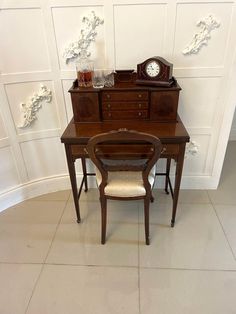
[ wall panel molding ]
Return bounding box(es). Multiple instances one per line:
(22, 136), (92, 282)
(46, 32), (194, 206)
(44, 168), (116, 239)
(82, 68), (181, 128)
(1, 71), (54, 84)
(17, 129), (61, 142)
(0, 138), (10, 149)
(0, 0), (41, 9)
(0, 84), (29, 183)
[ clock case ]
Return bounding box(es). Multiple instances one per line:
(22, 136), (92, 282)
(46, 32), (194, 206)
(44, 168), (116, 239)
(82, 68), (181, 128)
(136, 56), (174, 87)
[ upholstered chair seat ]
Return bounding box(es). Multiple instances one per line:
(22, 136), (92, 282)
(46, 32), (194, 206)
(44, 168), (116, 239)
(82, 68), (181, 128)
(95, 165), (156, 197)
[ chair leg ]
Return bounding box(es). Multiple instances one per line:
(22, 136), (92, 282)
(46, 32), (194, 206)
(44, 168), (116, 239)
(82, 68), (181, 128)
(150, 194), (154, 203)
(100, 196), (107, 244)
(144, 197), (150, 245)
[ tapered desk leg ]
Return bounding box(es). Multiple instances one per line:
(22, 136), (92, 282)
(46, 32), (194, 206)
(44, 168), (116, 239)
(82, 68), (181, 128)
(81, 157), (88, 192)
(171, 143), (186, 227)
(165, 158), (171, 194)
(65, 144), (81, 223)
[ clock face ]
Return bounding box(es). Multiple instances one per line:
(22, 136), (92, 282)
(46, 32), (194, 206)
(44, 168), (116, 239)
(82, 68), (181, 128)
(145, 61), (160, 77)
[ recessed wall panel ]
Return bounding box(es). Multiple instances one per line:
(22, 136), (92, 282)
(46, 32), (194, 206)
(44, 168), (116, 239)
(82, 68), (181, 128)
(5, 81), (60, 134)
(178, 77), (222, 129)
(114, 4), (166, 69)
(52, 6), (105, 71)
(174, 2), (233, 68)
(62, 80), (74, 122)
(0, 8), (50, 74)
(21, 137), (67, 181)
(184, 135), (210, 175)
(0, 147), (20, 192)
(0, 113), (7, 140)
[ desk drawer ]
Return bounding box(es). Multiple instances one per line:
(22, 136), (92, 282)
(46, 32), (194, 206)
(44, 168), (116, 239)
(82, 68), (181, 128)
(71, 143), (179, 159)
(102, 102), (148, 111)
(102, 91), (148, 101)
(161, 144), (179, 157)
(103, 110), (148, 120)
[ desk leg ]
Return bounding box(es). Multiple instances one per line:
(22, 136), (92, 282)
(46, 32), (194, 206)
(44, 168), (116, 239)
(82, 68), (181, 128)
(165, 158), (171, 194)
(81, 157), (88, 192)
(171, 143), (186, 227)
(65, 144), (81, 223)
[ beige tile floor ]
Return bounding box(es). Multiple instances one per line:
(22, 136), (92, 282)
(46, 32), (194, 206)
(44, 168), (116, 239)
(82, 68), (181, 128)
(1, 141), (236, 314)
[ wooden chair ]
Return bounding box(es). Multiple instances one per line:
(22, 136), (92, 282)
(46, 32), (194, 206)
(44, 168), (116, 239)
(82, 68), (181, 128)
(86, 129), (163, 245)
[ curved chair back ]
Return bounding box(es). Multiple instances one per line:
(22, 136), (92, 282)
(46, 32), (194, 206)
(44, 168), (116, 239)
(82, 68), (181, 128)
(87, 128), (163, 198)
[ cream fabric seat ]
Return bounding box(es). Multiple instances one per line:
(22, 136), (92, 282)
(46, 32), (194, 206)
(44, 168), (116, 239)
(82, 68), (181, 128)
(95, 165), (156, 197)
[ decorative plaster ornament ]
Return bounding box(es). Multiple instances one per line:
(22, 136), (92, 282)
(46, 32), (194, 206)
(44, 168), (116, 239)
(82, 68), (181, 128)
(63, 11), (104, 64)
(185, 141), (199, 157)
(182, 15), (220, 55)
(18, 85), (52, 128)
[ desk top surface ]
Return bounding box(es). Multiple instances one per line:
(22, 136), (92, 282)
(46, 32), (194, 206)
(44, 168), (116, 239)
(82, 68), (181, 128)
(61, 116), (190, 145)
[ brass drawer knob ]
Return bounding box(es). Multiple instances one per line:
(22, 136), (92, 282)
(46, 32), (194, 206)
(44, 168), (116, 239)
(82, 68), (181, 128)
(107, 104), (111, 108)
(138, 112), (142, 116)
(138, 103), (142, 108)
(106, 94), (110, 98)
(138, 94), (142, 98)
(108, 113), (112, 117)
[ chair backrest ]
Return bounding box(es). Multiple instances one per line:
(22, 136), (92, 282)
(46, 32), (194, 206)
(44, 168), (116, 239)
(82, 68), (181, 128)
(86, 129), (163, 196)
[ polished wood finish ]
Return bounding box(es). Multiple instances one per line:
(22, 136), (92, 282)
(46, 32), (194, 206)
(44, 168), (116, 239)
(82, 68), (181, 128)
(102, 90), (149, 101)
(62, 76), (189, 233)
(86, 129), (163, 245)
(71, 92), (100, 122)
(136, 57), (174, 87)
(61, 117), (190, 228)
(61, 119), (189, 145)
(69, 72), (181, 123)
(150, 90), (179, 121)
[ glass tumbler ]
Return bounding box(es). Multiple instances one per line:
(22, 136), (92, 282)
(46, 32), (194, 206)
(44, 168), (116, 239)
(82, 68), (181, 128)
(104, 69), (115, 87)
(92, 69), (105, 88)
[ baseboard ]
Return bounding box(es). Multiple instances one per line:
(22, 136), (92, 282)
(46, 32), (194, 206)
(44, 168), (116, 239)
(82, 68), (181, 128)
(0, 173), (219, 213)
(0, 175), (72, 213)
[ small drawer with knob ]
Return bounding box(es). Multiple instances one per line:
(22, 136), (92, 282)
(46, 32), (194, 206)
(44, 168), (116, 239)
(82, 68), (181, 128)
(102, 110), (148, 120)
(102, 102), (148, 111)
(102, 91), (148, 102)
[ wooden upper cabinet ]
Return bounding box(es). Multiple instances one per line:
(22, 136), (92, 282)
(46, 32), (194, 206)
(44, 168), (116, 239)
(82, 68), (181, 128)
(150, 91), (180, 121)
(69, 74), (181, 123)
(71, 92), (100, 122)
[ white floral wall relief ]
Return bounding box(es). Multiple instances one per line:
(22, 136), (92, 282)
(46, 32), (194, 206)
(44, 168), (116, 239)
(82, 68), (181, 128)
(182, 15), (220, 55)
(63, 11), (104, 64)
(18, 85), (52, 128)
(185, 141), (199, 158)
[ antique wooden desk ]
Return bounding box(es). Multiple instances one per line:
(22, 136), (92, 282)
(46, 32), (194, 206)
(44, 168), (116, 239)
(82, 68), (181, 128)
(61, 73), (190, 227)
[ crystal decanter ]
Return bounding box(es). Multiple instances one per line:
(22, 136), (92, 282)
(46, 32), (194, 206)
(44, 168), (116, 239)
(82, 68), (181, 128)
(76, 49), (94, 88)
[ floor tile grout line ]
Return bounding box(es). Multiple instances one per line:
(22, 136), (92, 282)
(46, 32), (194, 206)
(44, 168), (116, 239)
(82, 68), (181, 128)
(138, 266), (236, 272)
(24, 263), (44, 314)
(42, 197), (70, 264)
(207, 190), (236, 261)
(24, 198), (71, 314)
(1, 260), (235, 273)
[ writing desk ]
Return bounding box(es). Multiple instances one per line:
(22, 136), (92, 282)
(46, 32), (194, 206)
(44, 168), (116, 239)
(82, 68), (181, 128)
(61, 116), (189, 227)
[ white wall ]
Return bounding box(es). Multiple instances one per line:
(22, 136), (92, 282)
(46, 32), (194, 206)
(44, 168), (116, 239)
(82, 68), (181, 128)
(1, 0), (236, 211)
